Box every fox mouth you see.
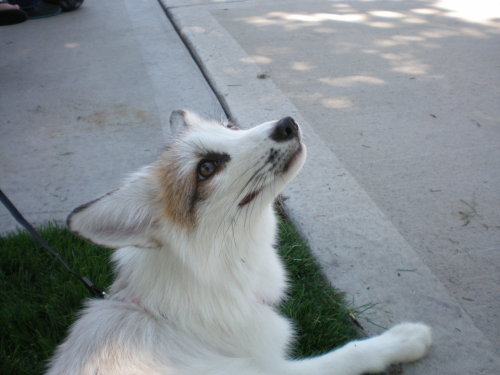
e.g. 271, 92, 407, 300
238, 189, 262, 207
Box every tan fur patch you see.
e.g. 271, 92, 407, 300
153, 149, 198, 229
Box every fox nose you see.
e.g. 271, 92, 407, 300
270, 117, 299, 142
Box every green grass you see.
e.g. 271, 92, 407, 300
0, 225, 114, 375
277, 219, 360, 357
0, 220, 359, 375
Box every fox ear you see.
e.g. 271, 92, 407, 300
169, 109, 189, 137
169, 109, 205, 137
67, 172, 159, 249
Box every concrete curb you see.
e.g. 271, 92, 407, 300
160, 1, 499, 373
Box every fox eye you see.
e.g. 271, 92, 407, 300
197, 160, 217, 181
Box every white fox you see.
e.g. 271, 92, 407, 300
46, 110, 431, 375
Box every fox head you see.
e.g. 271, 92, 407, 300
67, 110, 306, 249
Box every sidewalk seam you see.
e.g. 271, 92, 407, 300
158, 0, 234, 122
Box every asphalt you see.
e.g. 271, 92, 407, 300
1, 0, 499, 374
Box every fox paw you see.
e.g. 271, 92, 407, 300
382, 322, 432, 363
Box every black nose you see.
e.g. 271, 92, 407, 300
270, 117, 299, 142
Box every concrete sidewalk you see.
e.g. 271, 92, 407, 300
1, 0, 499, 374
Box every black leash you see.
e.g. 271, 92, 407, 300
0, 189, 106, 298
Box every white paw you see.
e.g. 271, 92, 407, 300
382, 322, 432, 363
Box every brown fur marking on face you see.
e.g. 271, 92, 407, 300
153, 150, 198, 229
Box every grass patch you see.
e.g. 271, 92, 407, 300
277, 219, 360, 357
0, 220, 359, 374
0, 225, 113, 375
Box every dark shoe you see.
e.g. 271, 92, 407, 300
0, 6, 27, 25
23, 1, 61, 19
44, 0, 83, 12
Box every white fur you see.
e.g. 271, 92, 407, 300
46, 111, 431, 375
